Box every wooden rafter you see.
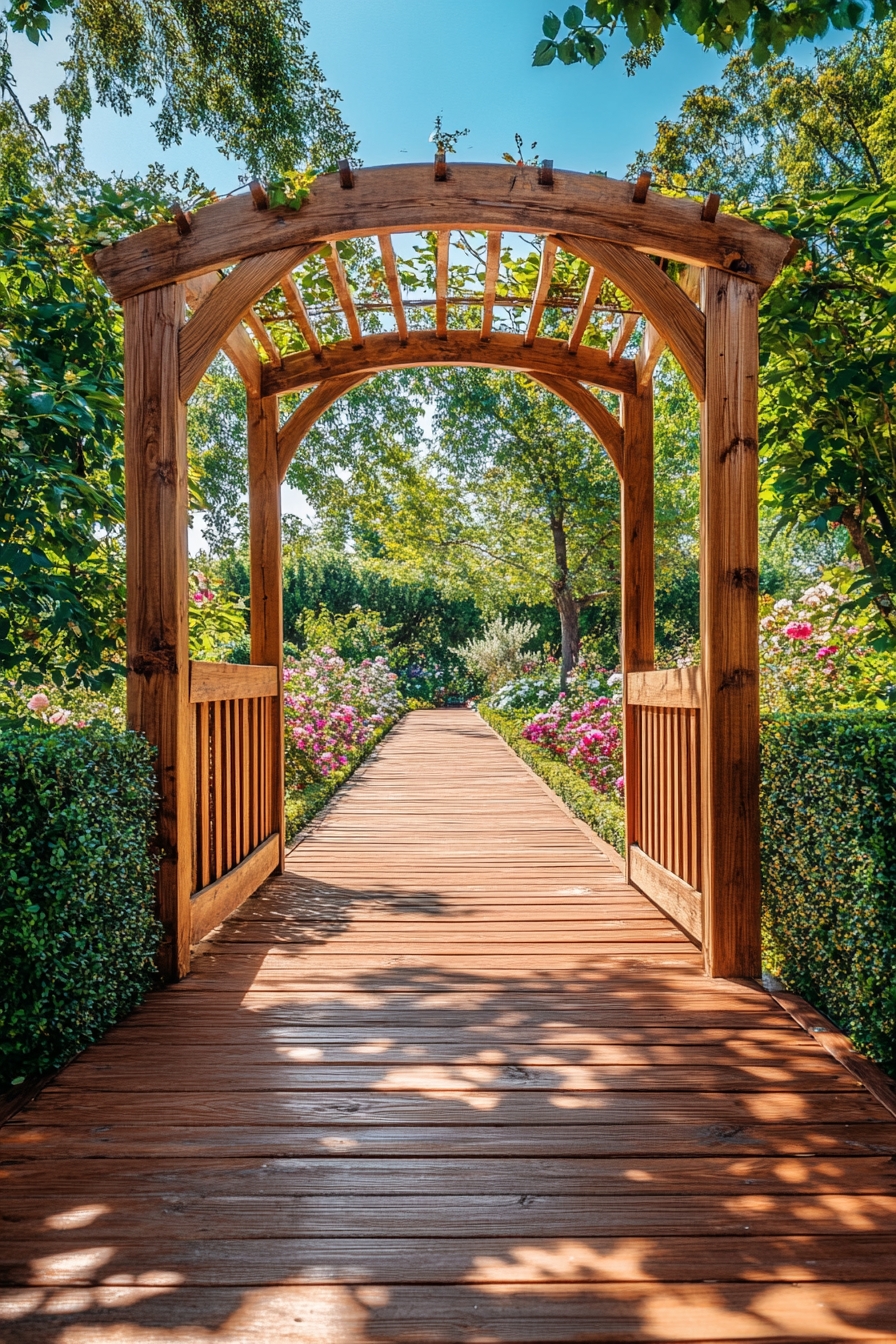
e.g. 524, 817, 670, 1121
528, 372, 623, 475
324, 243, 364, 349
636, 321, 666, 388
263, 328, 637, 400
244, 309, 282, 368
567, 266, 604, 353
184, 272, 262, 398
523, 237, 558, 347
480, 230, 501, 341
280, 272, 322, 356
608, 311, 639, 364
179, 246, 313, 402
560, 234, 706, 400
435, 231, 450, 339
277, 374, 372, 481
377, 235, 408, 345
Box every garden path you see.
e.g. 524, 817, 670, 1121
2, 709, 896, 1341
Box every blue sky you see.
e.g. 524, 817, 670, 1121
9, 0, 744, 188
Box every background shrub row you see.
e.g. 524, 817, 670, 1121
0, 723, 161, 1088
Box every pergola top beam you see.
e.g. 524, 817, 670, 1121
480, 231, 501, 342
324, 243, 364, 349
567, 266, 604, 354
523, 237, 558, 347
378, 235, 408, 345
93, 163, 795, 301
435, 231, 449, 338
280, 272, 322, 356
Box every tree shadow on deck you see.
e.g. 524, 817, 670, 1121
2, 868, 896, 1342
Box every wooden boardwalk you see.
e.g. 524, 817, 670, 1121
2, 709, 896, 1342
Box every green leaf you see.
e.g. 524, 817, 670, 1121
533, 37, 558, 63
542, 11, 562, 37
563, 4, 585, 25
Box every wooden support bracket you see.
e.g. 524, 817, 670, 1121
702, 192, 721, 223
538, 159, 554, 187
338, 160, 354, 189
434, 152, 448, 181
171, 202, 192, 236
632, 171, 652, 204
249, 180, 269, 211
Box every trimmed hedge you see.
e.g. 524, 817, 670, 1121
761, 712, 896, 1074
479, 703, 626, 854
285, 714, 403, 842
0, 722, 161, 1088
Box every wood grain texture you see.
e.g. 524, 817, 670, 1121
280, 271, 321, 355
91, 164, 794, 300
248, 394, 285, 872
276, 374, 372, 481
629, 844, 702, 941
191, 834, 280, 944
561, 234, 706, 400
608, 310, 638, 363
124, 283, 193, 981
435, 230, 450, 337
376, 234, 408, 344
699, 271, 762, 978
627, 667, 702, 708
178, 247, 313, 401
524, 235, 558, 345
324, 243, 364, 349
184, 271, 262, 396
189, 661, 279, 703
480, 229, 502, 341
3, 713, 893, 1343
567, 265, 605, 353
262, 328, 638, 399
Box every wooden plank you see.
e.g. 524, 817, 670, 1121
627, 666, 701, 708
123, 282, 192, 982
280, 270, 322, 355
636, 318, 666, 387
377, 234, 408, 344
212, 701, 224, 881
324, 242, 364, 348
263, 328, 638, 399
435, 229, 449, 337
248, 393, 285, 869
240, 698, 250, 860
189, 661, 279, 702
184, 270, 262, 396
480, 229, 501, 340
197, 701, 210, 890
91, 164, 795, 301
630, 843, 703, 942
277, 374, 372, 481
700, 270, 761, 978
566, 265, 604, 353
244, 307, 282, 368
526, 373, 622, 474
523, 235, 558, 345
607, 309, 637, 363
560, 233, 706, 400
190, 834, 281, 944
178, 246, 313, 401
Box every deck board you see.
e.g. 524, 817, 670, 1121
2, 709, 895, 1342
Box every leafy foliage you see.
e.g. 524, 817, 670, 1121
0, 720, 160, 1087
532, 0, 880, 73
452, 614, 540, 692
761, 712, 896, 1072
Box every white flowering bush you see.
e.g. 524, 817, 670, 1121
283, 649, 403, 791
759, 582, 894, 712
452, 615, 540, 692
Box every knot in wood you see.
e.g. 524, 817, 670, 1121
720, 666, 755, 691
719, 435, 757, 462
154, 457, 178, 486
729, 566, 759, 592
131, 646, 178, 677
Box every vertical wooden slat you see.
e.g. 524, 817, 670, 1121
621, 385, 655, 881
700, 269, 761, 977
248, 394, 285, 867
212, 702, 223, 881
198, 701, 211, 889
241, 697, 251, 861
124, 282, 192, 982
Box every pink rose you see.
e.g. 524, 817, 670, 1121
816, 645, 838, 659
784, 622, 813, 640
27, 693, 50, 711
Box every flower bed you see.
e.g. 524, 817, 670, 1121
521, 695, 624, 797
283, 649, 404, 839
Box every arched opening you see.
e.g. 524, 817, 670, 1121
98, 162, 793, 981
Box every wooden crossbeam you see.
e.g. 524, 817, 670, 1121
378, 235, 408, 345
480, 231, 502, 342
183, 272, 262, 398
608, 311, 639, 364
280, 272, 322, 356
244, 309, 282, 368
324, 243, 364, 349
523, 237, 558, 346
636, 321, 666, 387
567, 266, 604, 353
435, 231, 450, 339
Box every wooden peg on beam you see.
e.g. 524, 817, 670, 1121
171, 202, 192, 236
434, 152, 448, 182
249, 180, 269, 211
338, 160, 354, 189
702, 192, 720, 223
538, 160, 554, 187
632, 171, 651, 204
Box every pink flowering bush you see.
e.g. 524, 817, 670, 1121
283, 648, 403, 792
521, 694, 624, 797
758, 582, 894, 711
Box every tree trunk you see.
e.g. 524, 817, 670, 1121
555, 584, 581, 691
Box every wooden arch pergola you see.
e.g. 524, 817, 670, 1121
92, 162, 794, 982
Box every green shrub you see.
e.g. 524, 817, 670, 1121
479, 703, 626, 853
761, 712, 896, 1073
0, 721, 161, 1087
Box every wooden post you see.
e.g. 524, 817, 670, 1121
699, 270, 762, 978
620, 386, 655, 878
124, 283, 193, 981
247, 394, 285, 871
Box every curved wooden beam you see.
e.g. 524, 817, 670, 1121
527, 373, 624, 476
179, 246, 315, 402
184, 272, 262, 398
93, 164, 795, 301
262, 329, 637, 400
277, 374, 372, 481
560, 235, 706, 401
